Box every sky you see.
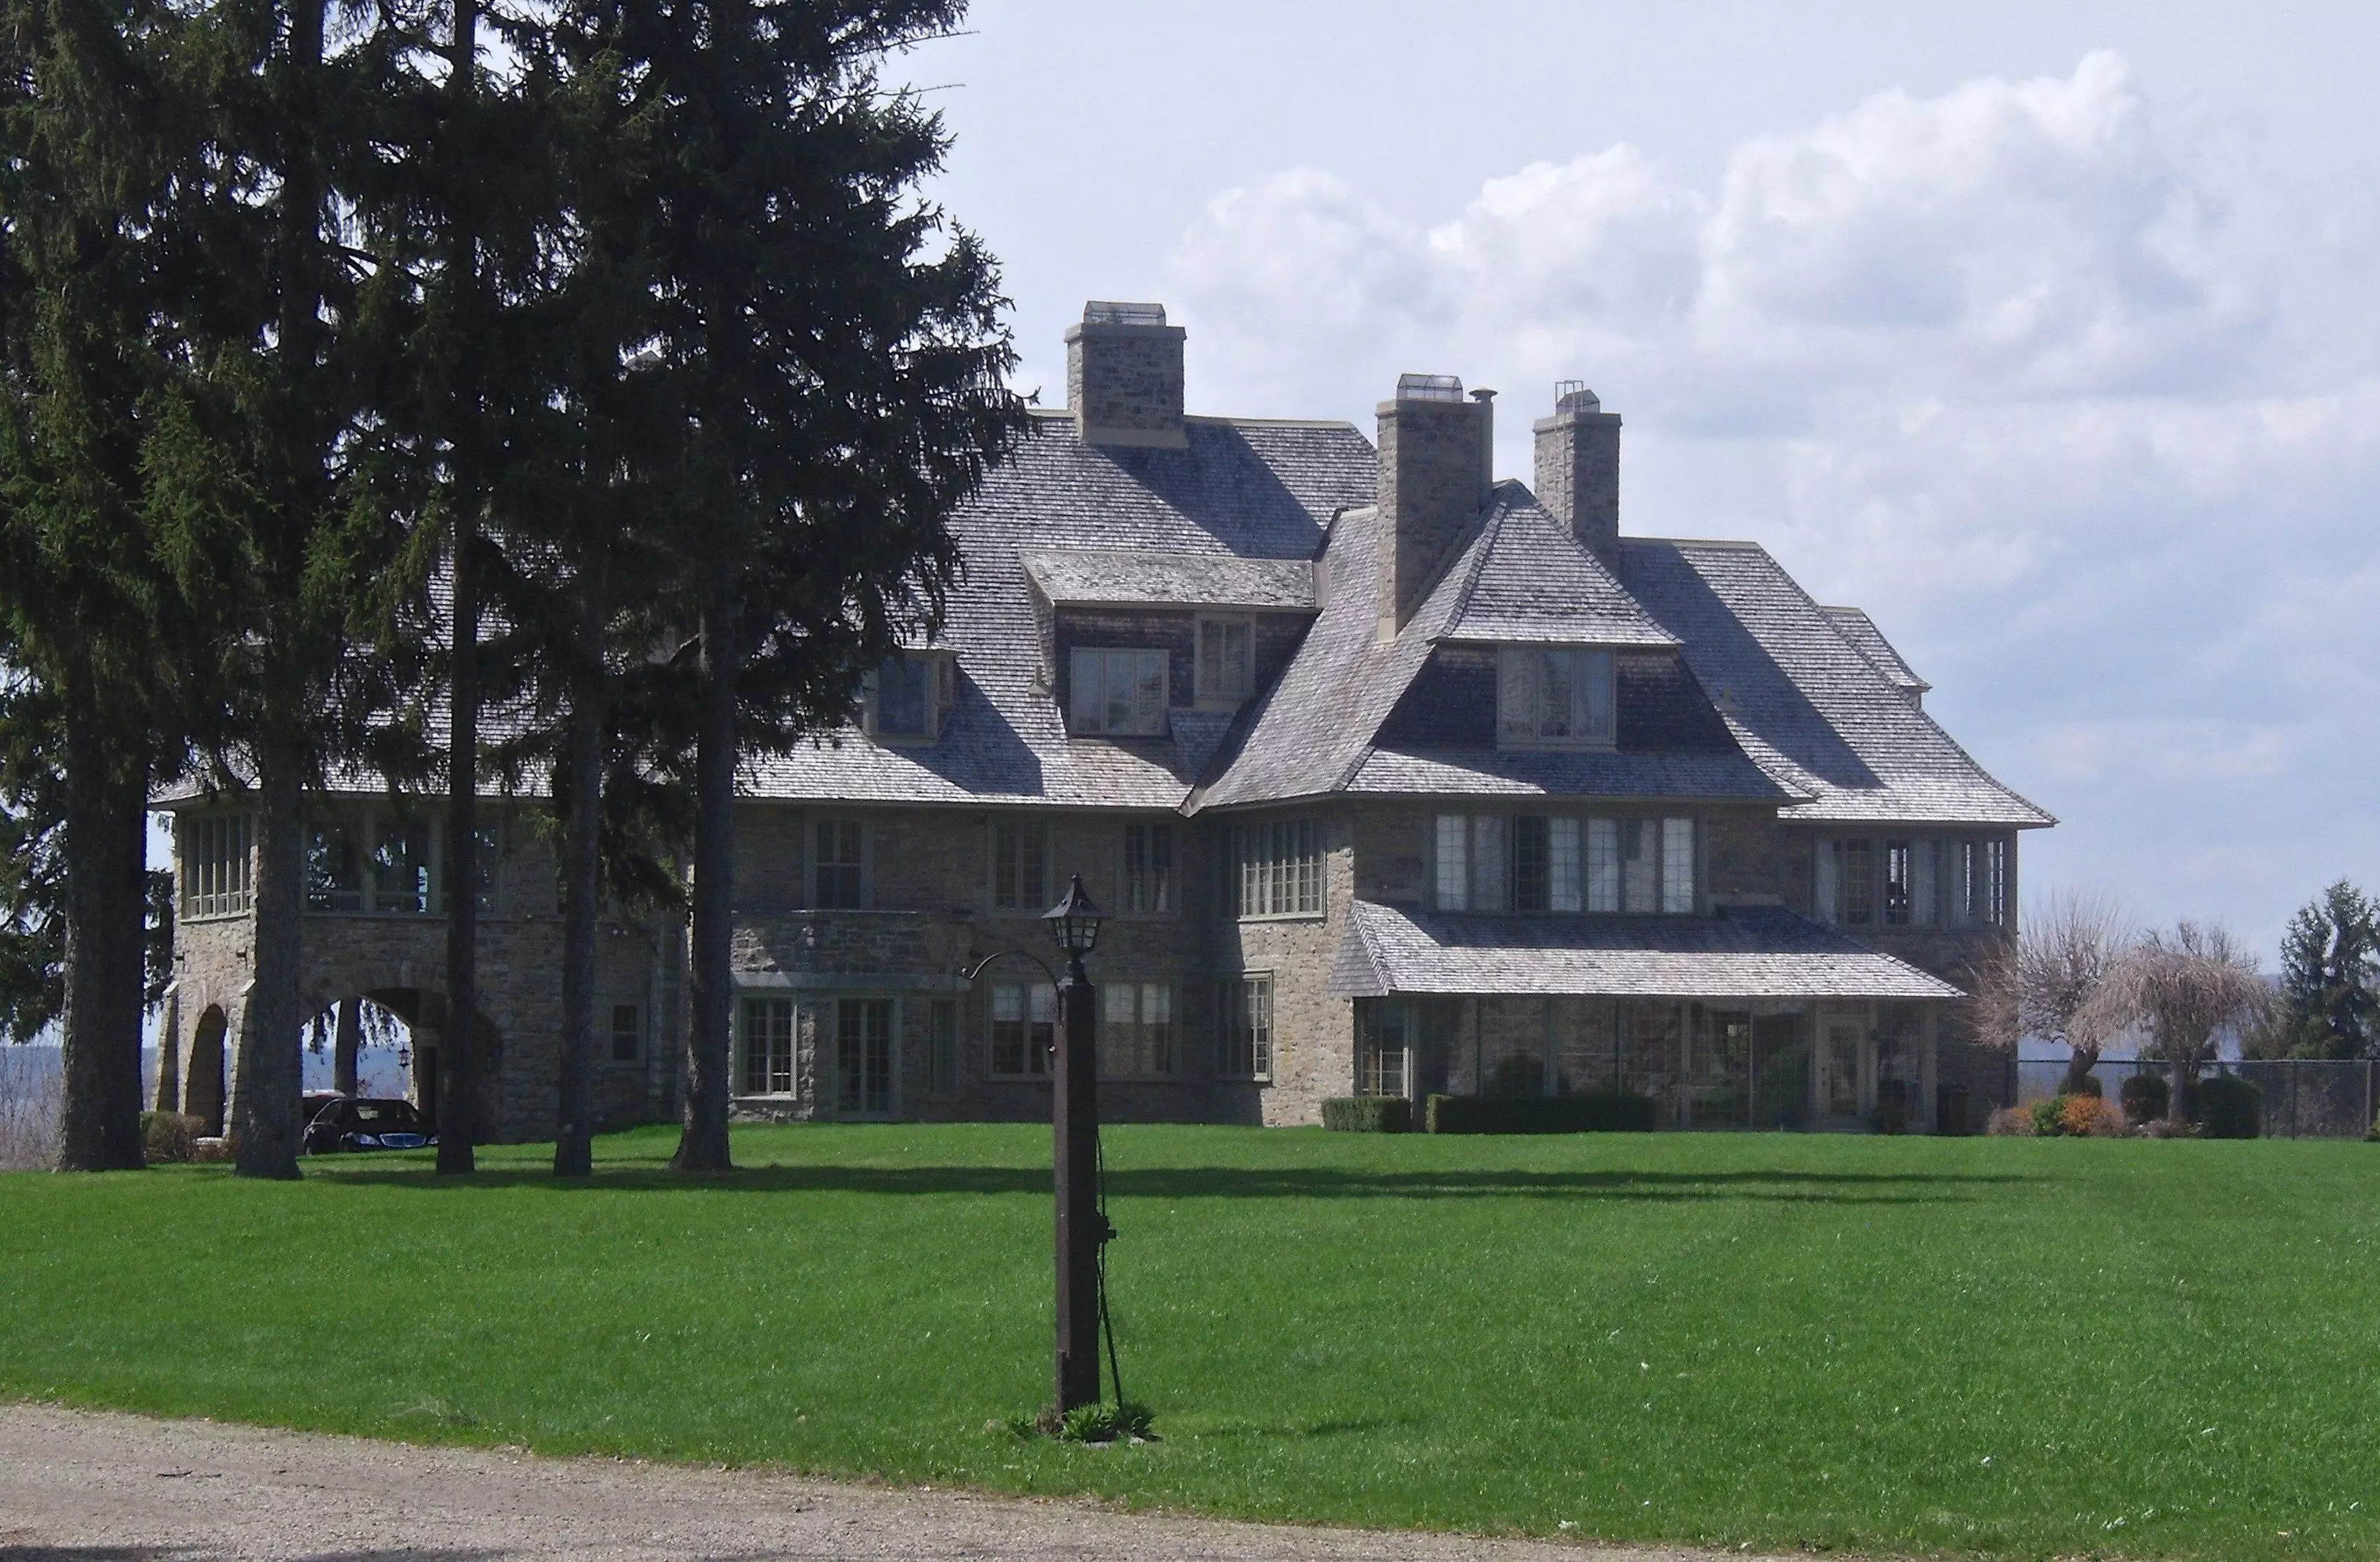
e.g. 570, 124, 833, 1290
895, 0, 2380, 963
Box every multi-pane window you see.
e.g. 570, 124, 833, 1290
1217, 976, 1273, 1080
1122, 820, 1173, 913
870, 653, 954, 741
1100, 982, 1174, 1077
1839, 838, 1875, 925
1497, 645, 1615, 747
183, 814, 254, 917
813, 818, 865, 908
1979, 837, 2008, 926
991, 818, 1049, 911
928, 998, 960, 1094
1196, 618, 1253, 701
1234, 818, 1322, 917
300, 812, 437, 915
739, 996, 795, 1096
1821, 835, 2002, 927
989, 982, 1056, 1076
1070, 647, 1166, 736
835, 998, 895, 1116
610, 1003, 642, 1063
1441, 812, 1689, 913
1883, 839, 1914, 925
372, 818, 435, 914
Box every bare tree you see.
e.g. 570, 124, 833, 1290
1971, 889, 2133, 1092
2082, 922, 2271, 1127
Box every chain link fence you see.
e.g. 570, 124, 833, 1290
2019, 1055, 2377, 1138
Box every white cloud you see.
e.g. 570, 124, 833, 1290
1162, 52, 2380, 955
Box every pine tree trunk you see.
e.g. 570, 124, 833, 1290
234, 759, 305, 1178
333, 995, 359, 1095
56, 664, 146, 1171
673, 589, 738, 1172
553, 686, 600, 1178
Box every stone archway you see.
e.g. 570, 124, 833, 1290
186, 1006, 228, 1135
352, 987, 501, 1135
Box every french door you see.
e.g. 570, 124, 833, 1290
835, 998, 897, 1118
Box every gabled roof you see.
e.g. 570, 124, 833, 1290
1619, 540, 2053, 828
1329, 900, 1963, 1001
745, 410, 1373, 809
1820, 605, 1930, 697
1022, 549, 1316, 612
1433, 498, 1676, 648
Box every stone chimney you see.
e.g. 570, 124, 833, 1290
1065, 301, 1187, 449
1376, 373, 1493, 636
1533, 381, 1621, 561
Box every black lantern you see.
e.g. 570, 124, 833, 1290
1043, 874, 1104, 962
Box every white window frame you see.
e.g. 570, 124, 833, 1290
1217, 974, 1274, 1082
1195, 616, 1254, 703
1496, 645, 1616, 750
737, 995, 797, 1097
1234, 818, 1323, 919
989, 815, 1051, 913
1070, 646, 1168, 736
182, 812, 255, 919
810, 816, 867, 909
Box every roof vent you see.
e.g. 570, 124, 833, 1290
1553, 379, 1601, 414
1082, 300, 1167, 327
1395, 373, 1465, 403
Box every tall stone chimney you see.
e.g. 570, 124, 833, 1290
1533, 381, 1621, 561
1376, 373, 1493, 636
1065, 301, 1187, 449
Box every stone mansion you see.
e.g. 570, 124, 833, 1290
158, 302, 2051, 1140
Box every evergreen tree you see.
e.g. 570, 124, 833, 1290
0, 0, 187, 1167
537, 0, 1021, 1172
2268, 881, 2379, 1060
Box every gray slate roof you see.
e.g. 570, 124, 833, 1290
1820, 605, 1930, 697
1432, 501, 1676, 647
1022, 549, 1316, 610
1329, 900, 1963, 1001
1618, 540, 2053, 828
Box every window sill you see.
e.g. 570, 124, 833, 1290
1236, 911, 1324, 924
1494, 739, 1619, 753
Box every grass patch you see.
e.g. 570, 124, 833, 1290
3, 1125, 2376, 1558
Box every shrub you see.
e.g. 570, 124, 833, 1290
141, 1110, 199, 1164
1425, 1091, 1657, 1135
2188, 1075, 2261, 1139
2119, 1073, 2169, 1125
1482, 1054, 1547, 1097
2030, 1096, 2071, 1137
1985, 1104, 2035, 1136
2067, 1074, 2104, 1098
1321, 1096, 1411, 1133
1053, 1400, 1156, 1444
1871, 1079, 1909, 1135
2061, 1094, 2128, 1137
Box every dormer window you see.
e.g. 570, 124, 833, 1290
865, 651, 955, 742
1497, 646, 1614, 749
1196, 616, 1253, 702
1070, 647, 1166, 736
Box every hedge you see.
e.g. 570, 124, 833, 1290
1321, 1096, 1411, 1133
1425, 1091, 1657, 1135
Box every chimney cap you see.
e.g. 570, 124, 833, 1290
1082, 300, 1168, 327
1553, 379, 1602, 414
1395, 373, 1466, 403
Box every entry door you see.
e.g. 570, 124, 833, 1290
835, 998, 896, 1118
1818, 1021, 1865, 1124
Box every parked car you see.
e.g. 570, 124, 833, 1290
304, 1096, 435, 1154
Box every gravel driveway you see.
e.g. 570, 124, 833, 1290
1, 1402, 1755, 1562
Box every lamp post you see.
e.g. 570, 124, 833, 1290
1042, 874, 1107, 1414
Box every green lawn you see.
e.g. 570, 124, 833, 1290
3, 1126, 2376, 1559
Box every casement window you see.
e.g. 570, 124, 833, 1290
610, 1003, 643, 1063
1957, 837, 2009, 927
1122, 820, 1173, 913
739, 996, 796, 1096
991, 817, 1050, 911
1822, 835, 1996, 927
372, 818, 435, 915
1838, 838, 1875, 925
1100, 982, 1175, 1077
1234, 818, 1322, 918
833, 997, 896, 1117
1070, 647, 1166, 736
867, 652, 956, 741
989, 981, 1056, 1077
183, 813, 255, 918
302, 812, 435, 915
1196, 617, 1253, 701
1443, 812, 1688, 913
1359, 1000, 1409, 1097
812, 818, 865, 908
928, 998, 960, 1094
1217, 975, 1274, 1081
1497, 645, 1615, 748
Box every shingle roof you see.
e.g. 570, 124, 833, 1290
1433, 498, 1677, 648
1618, 539, 2053, 829
1820, 605, 1930, 697
1329, 900, 1964, 1001
745, 411, 1373, 809
1022, 549, 1316, 611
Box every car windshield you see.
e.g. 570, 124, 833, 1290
350, 1100, 420, 1130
